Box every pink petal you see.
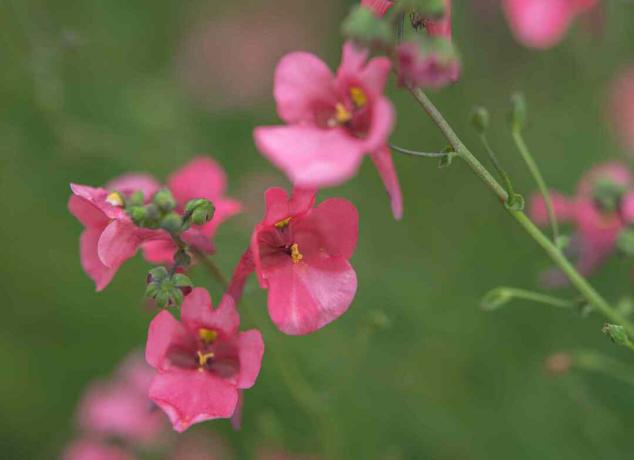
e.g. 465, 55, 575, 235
168, 157, 229, 204
146, 310, 189, 369
70, 183, 123, 220
363, 97, 395, 154
294, 198, 359, 259
97, 220, 141, 268
68, 195, 109, 228
106, 173, 161, 198
528, 191, 573, 226
80, 227, 117, 291
149, 370, 239, 432
236, 329, 264, 389
181, 288, 240, 337
142, 239, 180, 265
274, 51, 337, 124
360, 0, 393, 17
370, 146, 403, 220
503, 0, 576, 49
358, 56, 392, 98
266, 257, 357, 335
254, 125, 365, 188
262, 187, 316, 226
337, 42, 369, 81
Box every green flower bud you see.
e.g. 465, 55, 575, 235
128, 206, 148, 226
185, 199, 215, 226
602, 323, 631, 347
153, 188, 177, 212
470, 106, 490, 134
342, 6, 393, 47
160, 212, 183, 234
128, 190, 145, 207
509, 93, 526, 132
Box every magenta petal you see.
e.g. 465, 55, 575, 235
359, 56, 392, 97
146, 310, 188, 369
68, 195, 109, 228
295, 198, 359, 259
338, 42, 369, 80
254, 125, 364, 188
503, 0, 575, 49
106, 173, 161, 198
370, 146, 403, 220
274, 51, 337, 124
142, 239, 179, 265
98, 220, 140, 268
236, 329, 264, 389
267, 258, 357, 335
149, 370, 239, 432
70, 183, 123, 219
168, 157, 228, 204
181, 288, 240, 337
529, 191, 573, 226
363, 97, 395, 153
80, 227, 117, 291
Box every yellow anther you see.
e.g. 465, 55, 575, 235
275, 217, 292, 229
349, 86, 367, 108
106, 192, 124, 207
334, 103, 352, 124
198, 328, 218, 344
197, 350, 215, 369
290, 243, 303, 264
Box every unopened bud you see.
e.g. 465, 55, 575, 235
128, 190, 145, 207
128, 206, 148, 225
342, 6, 393, 46
185, 199, 215, 226
602, 323, 631, 347
509, 93, 526, 132
153, 188, 176, 212
470, 106, 490, 134
160, 212, 183, 234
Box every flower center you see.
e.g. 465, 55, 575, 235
106, 192, 124, 207
326, 86, 368, 129
349, 86, 367, 108
198, 328, 218, 344
275, 217, 292, 229
290, 243, 303, 264
196, 350, 215, 371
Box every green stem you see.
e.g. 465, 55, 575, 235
407, 86, 634, 336
487, 287, 577, 310
512, 129, 560, 242
479, 133, 518, 205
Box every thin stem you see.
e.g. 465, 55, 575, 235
407, 86, 634, 336
390, 143, 448, 158
488, 287, 577, 309
512, 129, 560, 242
479, 133, 518, 205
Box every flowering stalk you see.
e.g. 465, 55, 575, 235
406, 86, 634, 336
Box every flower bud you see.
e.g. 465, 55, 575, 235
185, 199, 215, 226
153, 188, 176, 212
509, 93, 526, 132
160, 212, 184, 234
128, 206, 148, 226
341, 6, 393, 47
128, 190, 145, 207
470, 106, 490, 134
602, 323, 631, 347
395, 38, 460, 90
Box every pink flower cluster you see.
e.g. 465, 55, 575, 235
530, 162, 633, 283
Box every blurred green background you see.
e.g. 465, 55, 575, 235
2, 0, 634, 458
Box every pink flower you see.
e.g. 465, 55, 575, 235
145, 288, 264, 432
62, 439, 135, 460
608, 66, 634, 154
254, 42, 402, 219
77, 353, 166, 444
250, 188, 358, 335
360, 0, 393, 17
395, 41, 460, 89
68, 182, 165, 291
423, 0, 453, 39
530, 162, 631, 277
142, 157, 242, 264
503, 0, 598, 49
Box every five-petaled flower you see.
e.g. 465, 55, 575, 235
503, 0, 598, 49
68, 181, 166, 291
142, 157, 242, 264
530, 162, 631, 282
254, 42, 403, 219
146, 288, 264, 432
249, 188, 359, 335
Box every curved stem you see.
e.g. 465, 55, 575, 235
487, 287, 577, 310
512, 129, 560, 242
479, 133, 518, 206
389, 144, 448, 158
407, 86, 634, 336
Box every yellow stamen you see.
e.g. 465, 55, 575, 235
197, 350, 215, 370
349, 86, 367, 108
106, 192, 124, 207
275, 217, 292, 229
334, 103, 352, 124
290, 243, 303, 264
198, 328, 218, 344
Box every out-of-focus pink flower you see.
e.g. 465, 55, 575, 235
142, 157, 242, 264
68, 183, 166, 291
503, 0, 598, 49
360, 0, 393, 16
424, 0, 453, 39
145, 288, 264, 432
77, 353, 165, 443
609, 66, 634, 154
254, 42, 402, 219
396, 41, 460, 89
62, 439, 135, 460
249, 188, 358, 335
530, 162, 631, 278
